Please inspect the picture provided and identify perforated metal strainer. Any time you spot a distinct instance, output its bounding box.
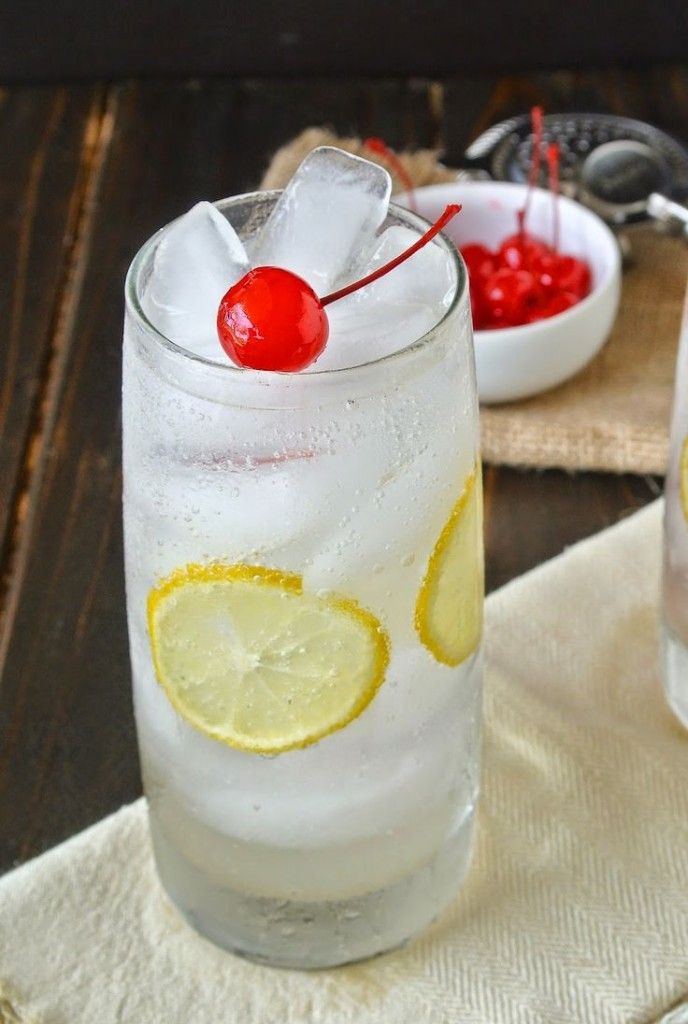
[462,112,688,237]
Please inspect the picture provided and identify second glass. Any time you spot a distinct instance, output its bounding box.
[123,193,484,968]
[663,286,688,729]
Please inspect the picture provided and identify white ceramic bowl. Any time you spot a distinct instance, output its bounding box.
[411,181,622,404]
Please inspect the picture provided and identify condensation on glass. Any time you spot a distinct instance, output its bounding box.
[122,192,484,968]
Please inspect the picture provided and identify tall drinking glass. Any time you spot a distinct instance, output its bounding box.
[123,192,484,968]
[663,288,688,728]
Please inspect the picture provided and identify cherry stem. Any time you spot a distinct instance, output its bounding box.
[518,105,544,239]
[321,204,462,307]
[547,142,560,253]
[364,137,418,212]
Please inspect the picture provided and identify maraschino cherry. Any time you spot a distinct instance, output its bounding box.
[217,204,461,371]
[547,141,560,253]
[460,107,592,330]
[216,268,327,372]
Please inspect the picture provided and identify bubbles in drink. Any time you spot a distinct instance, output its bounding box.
[124,148,482,966]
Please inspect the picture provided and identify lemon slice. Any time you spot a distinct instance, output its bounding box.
[148,563,390,754]
[415,467,484,667]
[680,436,688,523]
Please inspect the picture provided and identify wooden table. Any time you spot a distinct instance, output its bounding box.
[0,69,677,875]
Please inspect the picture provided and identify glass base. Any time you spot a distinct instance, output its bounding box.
[149,812,475,969]
[661,622,688,729]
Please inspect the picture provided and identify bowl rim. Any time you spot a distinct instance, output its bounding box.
[410,180,622,344]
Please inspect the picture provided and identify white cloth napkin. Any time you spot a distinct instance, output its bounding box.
[2,500,687,1024]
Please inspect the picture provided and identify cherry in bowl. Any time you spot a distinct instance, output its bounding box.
[408,180,621,403]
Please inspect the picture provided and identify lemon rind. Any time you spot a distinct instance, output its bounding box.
[414,467,483,668]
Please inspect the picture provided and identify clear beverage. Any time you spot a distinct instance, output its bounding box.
[123,191,483,967]
[663,290,688,729]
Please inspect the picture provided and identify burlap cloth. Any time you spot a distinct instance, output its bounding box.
[2,500,688,1023]
[262,128,688,476]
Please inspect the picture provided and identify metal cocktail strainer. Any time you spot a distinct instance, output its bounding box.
[461,112,688,240]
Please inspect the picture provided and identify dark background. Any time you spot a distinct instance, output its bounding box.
[1,1,687,83]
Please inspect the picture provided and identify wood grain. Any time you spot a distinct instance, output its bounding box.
[0,87,102,589]
[0,78,385,869]
[0,72,674,872]
[483,467,660,593]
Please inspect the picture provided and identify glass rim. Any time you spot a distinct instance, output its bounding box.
[124,190,467,384]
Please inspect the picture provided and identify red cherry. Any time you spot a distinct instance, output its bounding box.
[498,233,549,271]
[526,290,579,322]
[485,314,512,331]
[531,250,560,289]
[469,281,490,330]
[459,107,593,334]
[478,299,509,330]
[217,204,462,372]
[217,267,329,371]
[553,256,591,298]
[461,243,496,282]
[483,268,543,326]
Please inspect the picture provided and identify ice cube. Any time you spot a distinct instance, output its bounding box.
[142,201,250,359]
[358,225,456,307]
[314,225,456,370]
[250,146,392,294]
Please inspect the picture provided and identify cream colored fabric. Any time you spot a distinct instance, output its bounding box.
[262,129,688,475]
[2,501,688,1024]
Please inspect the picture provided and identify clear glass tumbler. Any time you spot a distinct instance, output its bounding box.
[123,192,484,968]
[663,288,688,729]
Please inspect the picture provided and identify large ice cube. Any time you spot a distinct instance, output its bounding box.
[315,225,456,370]
[356,225,456,307]
[251,146,392,294]
[142,201,249,359]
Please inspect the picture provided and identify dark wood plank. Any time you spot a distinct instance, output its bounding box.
[237,77,374,184]
[484,468,660,593]
[0,78,385,872]
[360,79,439,151]
[645,65,688,142]
[0,85,102,581]
[438,75,501,159]
[440,66,661,162]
